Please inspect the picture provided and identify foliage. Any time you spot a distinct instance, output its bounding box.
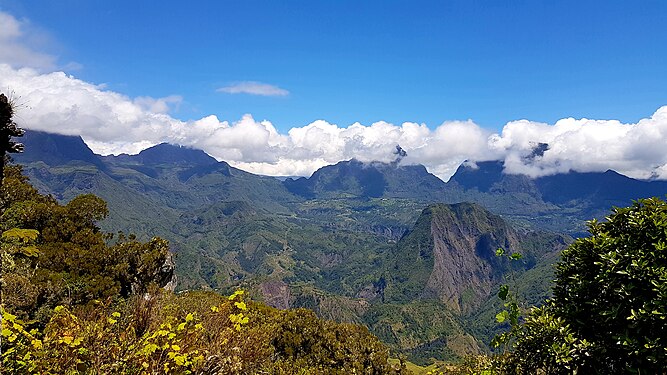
[2,290,407,374]
[0,164,406,374]
[14,130,584,364]
[0,165,172,323]
[492,304,592,374]
[551,197,667,372]
[363,300,465,364]
[490,248,523,352]
[0,92,25,171]
[496,197,667,373]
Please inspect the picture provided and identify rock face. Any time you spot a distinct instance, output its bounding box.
[131,251,177,294]
[389,203,523,313]
[159,252,178,292]
[259,279,291,309]
[423,203,520,312]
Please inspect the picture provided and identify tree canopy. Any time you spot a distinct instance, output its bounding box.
[0,164,173,323]
[500,197,667,373]
[0,93,24,181]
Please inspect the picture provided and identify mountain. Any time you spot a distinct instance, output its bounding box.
[363,202,568,363]
[284,159,452,200]
[105,143,218,166]
[535,168,667,205]
[17,130,105,168]
[449,161,667,235]
[451,160,667,205]
[14,131,301,288]
[11,130,666,363]
[386,203,521,312]
[15,131,667,295]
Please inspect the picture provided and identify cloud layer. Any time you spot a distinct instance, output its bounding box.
[217,81,289,97]
[1,10,666,181]
[2,63,667,181]
[0,11,57,71]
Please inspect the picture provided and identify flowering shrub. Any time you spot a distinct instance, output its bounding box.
[2,289,404,374]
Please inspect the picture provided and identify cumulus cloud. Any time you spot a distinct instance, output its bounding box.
[0,11,58,71]
[133,95,183,114]
[0,63,495,179]
[3,63,667,181]
[2,10,667,183]
[217,81,289,97]
[488,109,667,180]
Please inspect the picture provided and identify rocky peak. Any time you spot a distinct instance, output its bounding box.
[113,143,218,166]
[423,203,520,312]
[389,202,521,313]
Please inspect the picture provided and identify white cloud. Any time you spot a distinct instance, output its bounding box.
[0,64,180,154]
[3,63,667,181]
[0,11,58,71]
[488,108,667,180]
[217,81,289,97]
[134,95,183,114]
[2,10,667,183]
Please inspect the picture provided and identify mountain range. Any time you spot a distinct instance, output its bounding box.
[13,130,667,363]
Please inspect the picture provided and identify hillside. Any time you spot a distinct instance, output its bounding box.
[12,130,667,363]
[449,161,667,235]
[0,165,407,374]
[362,203,567,363]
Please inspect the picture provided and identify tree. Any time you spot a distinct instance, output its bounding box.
[0,161,173,327]
[0,92,24,357]
[552,197,667,372]
[502,197,667,373]
[0,93,24,184]
[0,177,174,321]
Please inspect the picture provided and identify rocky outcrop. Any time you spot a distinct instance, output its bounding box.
[259,279,291,309]
[159,252,177,292]
[389,203,523,313]
[131,251,177,295]
[423,203,520,312]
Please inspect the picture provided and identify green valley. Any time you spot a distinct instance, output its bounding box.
[9,129,667,367]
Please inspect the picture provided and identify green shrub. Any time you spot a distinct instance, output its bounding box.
[499,197,667,373]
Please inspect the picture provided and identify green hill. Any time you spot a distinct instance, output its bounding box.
[17,129,667,363]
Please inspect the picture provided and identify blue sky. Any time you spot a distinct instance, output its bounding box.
[1,1,667,180]
[3,0,666,132]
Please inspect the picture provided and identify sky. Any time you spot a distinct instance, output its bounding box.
[1,1,667,180]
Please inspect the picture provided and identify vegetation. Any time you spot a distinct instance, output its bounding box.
[2,289,406,374]
[0,93,25,182]
[21,130,664,364]
[0,163,406,373]
[492,197,667,373]
[553,197,667,371]
[1,164,172,324]
[6,110,667,370]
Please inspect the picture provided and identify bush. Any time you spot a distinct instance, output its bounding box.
[1,165,172,324]
[500,197,667,373]
[2,290,407,374]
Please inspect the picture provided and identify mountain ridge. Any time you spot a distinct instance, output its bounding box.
[105,142,218,166]
[16,130,667,238]
[14,129,662,363]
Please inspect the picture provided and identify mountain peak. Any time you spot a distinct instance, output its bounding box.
[14,130,105,168]
[448,161,506,192]
[284,158,447,199]
[389,202,521,313]
[114,143,218,166]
